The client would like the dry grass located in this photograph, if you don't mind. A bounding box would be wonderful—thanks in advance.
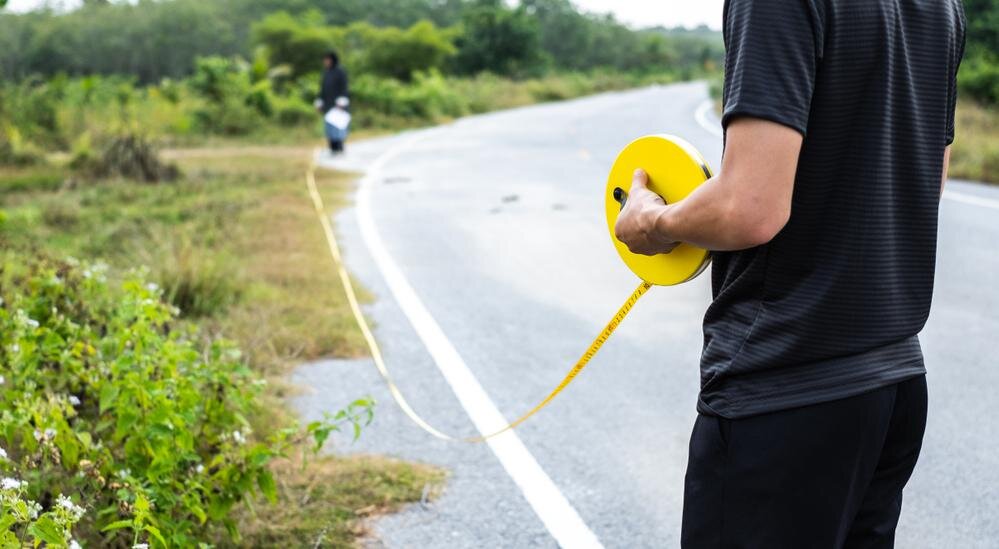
[950,101,999,184]
[232,453,445,548]
[160,145,373,375]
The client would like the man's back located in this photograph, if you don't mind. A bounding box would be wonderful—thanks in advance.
[700,0,967,418]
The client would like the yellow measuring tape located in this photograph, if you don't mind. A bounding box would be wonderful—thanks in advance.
[306,134,712,443]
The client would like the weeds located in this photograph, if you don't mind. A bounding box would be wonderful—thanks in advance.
[75,134,180,183]
[143,235,242,318]
[950,100,999,183]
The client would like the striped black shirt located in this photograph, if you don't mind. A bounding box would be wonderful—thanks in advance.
[699,0,967,418]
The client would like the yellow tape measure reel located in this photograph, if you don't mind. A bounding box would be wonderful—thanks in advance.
[605,135,714,285]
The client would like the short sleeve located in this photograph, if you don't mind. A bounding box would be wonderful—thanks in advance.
[722,0,824,136]
[945,7,967,146]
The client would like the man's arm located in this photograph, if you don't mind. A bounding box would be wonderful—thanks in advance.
[614,117,803,254]
[941,145,951,196]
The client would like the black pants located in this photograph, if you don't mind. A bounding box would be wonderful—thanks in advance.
[682,375,927,548]
[328,139,344,152]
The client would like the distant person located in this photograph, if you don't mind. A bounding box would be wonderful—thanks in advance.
[615,0,965,546]
[317,51,349,154]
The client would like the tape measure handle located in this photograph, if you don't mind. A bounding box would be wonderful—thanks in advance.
[612,186,667,211]
[612,187,627,210]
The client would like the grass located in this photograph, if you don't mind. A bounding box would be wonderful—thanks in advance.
[950,101,999,184]
[0,143,444,546]
[1,144,371,374]
[233,453,445,547]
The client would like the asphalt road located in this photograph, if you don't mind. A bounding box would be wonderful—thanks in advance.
[296,81,999,548]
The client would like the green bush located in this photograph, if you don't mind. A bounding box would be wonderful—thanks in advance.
[0,125,46,167]
[958,53,999,105]
[251,11,334,80]
[274,97,316,127]
[0,475,84,547]
[189,56,268,135]
[453,2,543,76]
[1,79,62,147]
[0,256,372,546]
[359,20,458,81]
[254,14,459,82]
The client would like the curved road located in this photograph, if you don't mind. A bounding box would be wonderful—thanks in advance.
[295,81,999,547]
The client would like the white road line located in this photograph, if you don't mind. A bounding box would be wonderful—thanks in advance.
[694,99,999,211]
[942,189,999,210]
[351,133,604,549]
[694,99,724,139]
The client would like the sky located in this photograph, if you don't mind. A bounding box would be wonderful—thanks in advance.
[573,0,723,30]
[6,0,725,29]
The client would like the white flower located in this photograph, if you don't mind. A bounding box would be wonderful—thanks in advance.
[44,428,56,439]
[146,282,159,292]
[0,447,7,460]
[232,430,246,445]
[57,494,85,520]
[117,468,131,479]
[69,395,81,406]
[1,477,23,490]
[33,430,42,441]
[27,500,40,519]
[133,544,149,549]
[69,540,82,549]
[195,464,205,474]
[0,375,5,385]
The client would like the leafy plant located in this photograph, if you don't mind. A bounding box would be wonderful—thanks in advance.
[0,475,84,548]
[0,256,373,546]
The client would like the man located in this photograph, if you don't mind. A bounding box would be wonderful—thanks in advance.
[317,51,349,154]
[615,0,965,546]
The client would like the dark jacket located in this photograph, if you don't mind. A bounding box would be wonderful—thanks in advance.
[319,65,349,113]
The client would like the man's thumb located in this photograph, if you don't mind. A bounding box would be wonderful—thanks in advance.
[632,168,649,189]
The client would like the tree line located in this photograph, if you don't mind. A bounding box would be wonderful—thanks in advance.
[0,0,724,83]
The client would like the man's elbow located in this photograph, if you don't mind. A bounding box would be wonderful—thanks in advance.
[728,201,790,248]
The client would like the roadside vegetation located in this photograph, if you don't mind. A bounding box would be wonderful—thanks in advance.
[0,145,444,547]
[947,0,998,183]
[0,0,723,545]
[0,0,723,152]
[950,101,998,183]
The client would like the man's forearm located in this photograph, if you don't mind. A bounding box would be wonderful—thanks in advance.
[655,173,789,251]
[615,119,800,255]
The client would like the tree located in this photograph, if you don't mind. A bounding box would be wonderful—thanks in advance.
[453,0,542,76]
[253,13,458,81]
[958,0,999,104]
[361,20,458,81]
[252,11,334,79]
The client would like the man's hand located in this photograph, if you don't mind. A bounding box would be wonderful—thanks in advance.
[614,169,680,256]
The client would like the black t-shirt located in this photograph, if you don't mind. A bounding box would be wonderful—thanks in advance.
[699,0,966,418]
